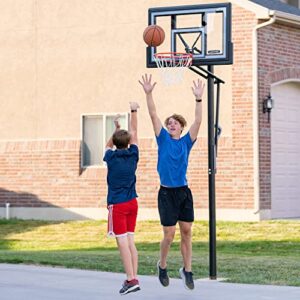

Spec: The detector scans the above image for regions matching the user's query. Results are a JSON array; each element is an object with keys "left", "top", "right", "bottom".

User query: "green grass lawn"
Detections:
[{"left": 0, "top": 219, "right": 299, "bottom": 286}]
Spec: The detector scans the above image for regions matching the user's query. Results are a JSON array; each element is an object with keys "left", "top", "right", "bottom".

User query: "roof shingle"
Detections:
[{"left": 250, "top": 0, "right": 300, "bottom": 16}]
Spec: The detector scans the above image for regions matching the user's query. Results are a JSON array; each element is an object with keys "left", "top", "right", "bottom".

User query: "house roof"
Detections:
[{"left": 250, "top": 0, "right": 300, "bottom": 17}]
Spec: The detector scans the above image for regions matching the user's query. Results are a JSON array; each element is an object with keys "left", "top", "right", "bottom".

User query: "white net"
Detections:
[{"left": 154, "top": 52, "right": 193, "bottom": 85}]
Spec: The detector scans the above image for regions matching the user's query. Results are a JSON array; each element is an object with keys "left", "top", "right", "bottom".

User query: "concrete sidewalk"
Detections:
[{"left": 1, "top": 263, "right": 300, "bottom": 300}]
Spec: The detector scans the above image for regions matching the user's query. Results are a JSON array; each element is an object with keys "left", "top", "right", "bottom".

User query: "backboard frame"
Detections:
[{"left": 146, "top": 3, "right": 233, "bottom": 68}]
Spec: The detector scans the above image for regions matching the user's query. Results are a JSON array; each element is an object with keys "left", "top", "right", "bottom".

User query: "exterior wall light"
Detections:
[{"left": 263, "top": 94, "right": 274, "bottom": 123}]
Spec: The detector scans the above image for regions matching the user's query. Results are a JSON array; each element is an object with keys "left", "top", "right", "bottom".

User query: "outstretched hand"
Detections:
[
  {"left": 130, "top": 101, "right": 140, "bottom": 111},
  {"left": 191, "top": 79, "right": 205, "bottom": 100},
  {"left": 114, "top": 114, "right": 121, "bottom": 130},
  {"left": 138, "top": 74, "right": 157, "bottom": 94}
]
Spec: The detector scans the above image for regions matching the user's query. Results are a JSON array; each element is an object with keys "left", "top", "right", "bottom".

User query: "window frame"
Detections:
[{"left": 80, "top": 112, "right": 129, "bottom": 168}]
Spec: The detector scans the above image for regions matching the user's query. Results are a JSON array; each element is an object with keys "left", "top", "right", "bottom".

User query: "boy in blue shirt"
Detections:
[
  {"left": 103, "top": 102, "right": 140, "bottom": 295},
  {"left": 139, "top": 74, "right": 204, "bottom": 290}
]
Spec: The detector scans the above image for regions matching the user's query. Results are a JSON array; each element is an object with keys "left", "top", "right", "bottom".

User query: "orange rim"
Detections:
[{"left": 154, "top": 52, "right": 193, "bottom": 59}]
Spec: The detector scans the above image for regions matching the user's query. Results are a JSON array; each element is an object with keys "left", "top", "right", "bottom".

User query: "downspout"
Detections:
[
  {"left": 252, "top": 13, "right": 276, "bottom": 219},
  {"left": 6, "top": 203, "right": 10, "bottom": 220}
]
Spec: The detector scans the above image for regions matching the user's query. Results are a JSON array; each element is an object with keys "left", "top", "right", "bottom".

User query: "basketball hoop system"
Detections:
[{"left": 154, "top": 52, "right": 193, "bottom": 85}]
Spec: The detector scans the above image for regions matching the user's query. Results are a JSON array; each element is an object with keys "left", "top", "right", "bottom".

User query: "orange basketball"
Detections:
[{"left": 143, "top": 25, "right": 165, "bottom": 47}]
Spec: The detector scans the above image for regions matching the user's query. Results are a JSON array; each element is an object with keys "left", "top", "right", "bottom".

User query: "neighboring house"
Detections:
[{"left": 0, "top": 0, "right": 299, "bottom": 221}]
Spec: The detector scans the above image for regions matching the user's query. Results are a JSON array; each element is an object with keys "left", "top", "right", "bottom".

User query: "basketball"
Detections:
[{"left": 143, "top": 25, "right": 165, "bottom": 47}]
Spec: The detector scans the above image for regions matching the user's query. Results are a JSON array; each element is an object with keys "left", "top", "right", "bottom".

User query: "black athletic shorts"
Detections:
[{"left": 158, "top": 185, "right": 194, "bottom": 226}]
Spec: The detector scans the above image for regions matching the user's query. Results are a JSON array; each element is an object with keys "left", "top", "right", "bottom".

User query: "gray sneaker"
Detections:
[
  {"left": 179, "top": 267, "right": 194, "bottom": 290},
  {"left": 119, "top": 279, "right": 140, "bottom": 295},
  {"left": 157, "top": 260, "right": 169, "bottom": 287}
]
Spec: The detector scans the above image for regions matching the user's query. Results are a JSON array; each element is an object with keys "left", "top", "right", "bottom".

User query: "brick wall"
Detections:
[
  {"left": 227, "top": 6, "right": 257, "bottom": 209},
  {"left": 0, "top": 140, "right": 106, "bottom": 208},
  {"left": 0, "top": 135, "right": 252, "bottom": 211},
  {"left": 257, "top": 22, "right": 300, "bottom": 209}
]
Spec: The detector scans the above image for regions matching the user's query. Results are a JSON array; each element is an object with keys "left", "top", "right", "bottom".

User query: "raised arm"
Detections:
[
  {"left": 189, "top": 79, "right": 205, "bottom": 142},
  {"left": 138, "top": 74, "right": 162, "bottom": 137},
  {"left": 105, "top": 114, "right": 121, "bottom": 149},
  {"left": 129, "top": 101, "right": 140, "bottom": 145}
]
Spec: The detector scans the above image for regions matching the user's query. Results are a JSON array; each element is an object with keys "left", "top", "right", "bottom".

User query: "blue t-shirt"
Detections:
[
  {"left": 156, "top": 128, "right": 195, "bottom": 187},
  {"left": 103, "top": 144, "right": 139, "bottom": 205}
]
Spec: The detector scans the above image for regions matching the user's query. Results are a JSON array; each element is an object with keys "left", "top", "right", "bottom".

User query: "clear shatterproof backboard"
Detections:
[{"left": 146, "top": 3, "right": 233, "bottom": 68}]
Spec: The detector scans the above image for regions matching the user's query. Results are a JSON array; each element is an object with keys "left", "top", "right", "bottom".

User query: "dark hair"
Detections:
[
  {"left": 112, "top": 130, "right": 131, "bottom": 149},
  {"left": 164, "top": 114, "right": 187, "bottom": 128}
]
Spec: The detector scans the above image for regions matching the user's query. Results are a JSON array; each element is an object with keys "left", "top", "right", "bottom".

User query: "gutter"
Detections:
[
  {"left": 252, "top": 15, "right": 276, "bottom": 218},
  {"left": 269, "top": 10, "right": 300, "bottom": 28}
]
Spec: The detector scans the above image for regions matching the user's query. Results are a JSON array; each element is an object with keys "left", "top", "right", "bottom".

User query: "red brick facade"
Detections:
[{"left": 0, "top": 140, "right": 106, "bottom": 208}]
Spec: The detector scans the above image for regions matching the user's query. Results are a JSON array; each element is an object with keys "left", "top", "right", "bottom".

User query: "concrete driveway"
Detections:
[{"left": 1, "top": 263, "right": 300, "bottom": 300}]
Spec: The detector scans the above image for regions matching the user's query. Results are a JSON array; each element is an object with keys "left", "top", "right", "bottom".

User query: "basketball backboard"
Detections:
[{"left": 146, "top": 3, "right": 233, "bottom": 68}]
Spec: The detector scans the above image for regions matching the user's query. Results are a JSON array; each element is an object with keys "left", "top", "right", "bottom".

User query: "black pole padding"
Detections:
[{"left": 207, "top": 65, "right": 217, "bottom": 280}]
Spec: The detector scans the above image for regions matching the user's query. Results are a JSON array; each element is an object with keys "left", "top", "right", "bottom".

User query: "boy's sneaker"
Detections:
[
  {"left": 119, "top": 279, "right": 140, "bottom": 295},
  {"left": 157, "top": 260, "right": 169, "bottom": 287},
  {"left": 179, "top": 267, "right": 194, "bottom": 290}
]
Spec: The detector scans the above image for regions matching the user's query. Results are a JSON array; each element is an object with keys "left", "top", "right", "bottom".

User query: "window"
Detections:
[{"left": 82, "top": 114, "right": 128, "bottom": 167}]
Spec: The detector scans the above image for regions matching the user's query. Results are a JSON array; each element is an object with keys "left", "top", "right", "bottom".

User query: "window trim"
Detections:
[{"left": 80, "top": 112, "right": 129, "bottom": 168}]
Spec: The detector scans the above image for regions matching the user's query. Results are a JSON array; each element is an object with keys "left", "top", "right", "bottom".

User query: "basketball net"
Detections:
[{"left": 154, "top": 52, "right": 193, "bottom": 85}]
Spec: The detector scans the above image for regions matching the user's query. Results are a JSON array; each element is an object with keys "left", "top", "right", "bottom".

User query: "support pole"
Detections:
[
  {"left": 189, "top": 64, "right": 220, "bottom": 279},
  {"left": 207, "top": 65, "right": 217, "bottom": 279}
]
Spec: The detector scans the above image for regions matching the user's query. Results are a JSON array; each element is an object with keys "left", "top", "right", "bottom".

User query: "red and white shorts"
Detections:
[{"left": 107, "top": 198, "right": 138, "bottom": 237}]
